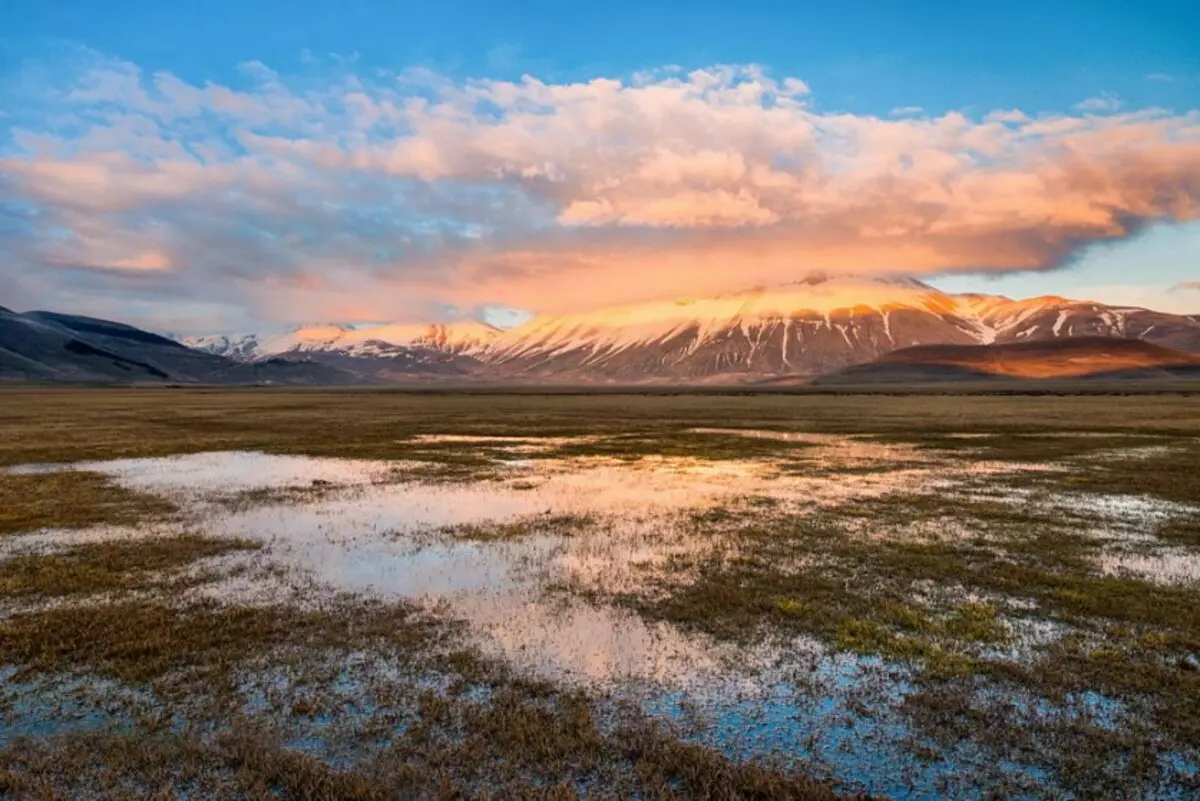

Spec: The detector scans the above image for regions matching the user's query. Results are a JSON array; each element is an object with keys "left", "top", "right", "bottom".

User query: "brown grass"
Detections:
[
  {"left": 3, "top": 387, "right": 1200, "bottom": 467},
  {"left": 0, "top": 470, "right": 176, "bottom": 536},
  {"left": 0, "top": 534, "right": 260, "bottom": 598}
]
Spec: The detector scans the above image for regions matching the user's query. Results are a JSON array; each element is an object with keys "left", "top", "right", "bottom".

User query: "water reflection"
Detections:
[{"left": 4, "top": 434, "right": 1198, "bottom": 796}]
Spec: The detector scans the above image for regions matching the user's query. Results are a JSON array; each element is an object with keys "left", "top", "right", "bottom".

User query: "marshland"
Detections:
[{"left": 1, "top": 388, "right": 1198, "bottom": 799}]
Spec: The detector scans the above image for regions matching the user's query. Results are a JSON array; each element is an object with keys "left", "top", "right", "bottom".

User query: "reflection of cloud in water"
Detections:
[
  {"left": 6, "top": 437, "right": 1194, "bottom": 796},
  {"left": 1, "top": 443, "right": 975, "bottom": 691}
]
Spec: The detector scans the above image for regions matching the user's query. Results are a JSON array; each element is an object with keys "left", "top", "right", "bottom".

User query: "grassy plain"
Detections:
[{"left": 1, "top": 387, "right": 1198, "bottom": 798}]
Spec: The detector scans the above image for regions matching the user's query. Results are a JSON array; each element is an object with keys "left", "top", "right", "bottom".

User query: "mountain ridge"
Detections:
[
  {"left": 174, "top": 276, "right": 1200, "bottom": 382},
  {"left": 0, "top": 307, "right": 366, "bottom": 385},
  {"left": 8, "top": 276, "right": 1200, "bottom": 385}
]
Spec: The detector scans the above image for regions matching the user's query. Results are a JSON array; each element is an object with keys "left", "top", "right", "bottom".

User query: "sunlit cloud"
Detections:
[{"left": 2, "top": 48, "right": 1199, "bottom": 330}]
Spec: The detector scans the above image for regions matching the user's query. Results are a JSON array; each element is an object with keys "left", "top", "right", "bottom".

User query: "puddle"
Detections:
[
  {"left": 5, "top": 451, "right": 402, "bottom": 497},
  {"left": 4, "top": 435, "right": 1196, "bottom": 797},
  {"left": 404, "top": 434, "right": 601, "bottom": 453}
]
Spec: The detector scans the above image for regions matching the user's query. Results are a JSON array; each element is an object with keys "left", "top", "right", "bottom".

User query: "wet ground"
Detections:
[{"left": 2, "top": 410, "right": 1199, "bottom": 799}]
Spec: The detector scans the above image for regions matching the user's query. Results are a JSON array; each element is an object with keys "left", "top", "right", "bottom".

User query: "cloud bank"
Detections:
[{"left": 2, "top": 50, "right": 1200, "bottom": 330}]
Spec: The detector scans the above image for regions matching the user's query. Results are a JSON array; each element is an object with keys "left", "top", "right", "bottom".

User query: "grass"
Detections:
[
  {"left": 864, "top": 430, "right": 1200, "bottom": 504},
  {"left": 0, "top": 596, "right": 446, "bottom": 687},
  {"left": 0, "top": 534, "right": 260, "bottom": 598},
  {"left": 0, "top": 470, "right": 176, "bottom": 536},
  {"left": 544, "top": 430, "right": 815, "bottom": 461},
  {"left": 0, "top": 694, "right": 848, "bottom": 801},
  {"left": 1044, "top": 441, "right": 1200, "bottom": 504},
  {"left": 3, "top": 387, "right": 1199, "bottom": 797},
  {"left": 862, "top": 431, "right": 1171, "bottom": 461},
  {"left": 3, "top": 387, "right": 1200, "bottom": 467},
  {"left": 0, "top": 594, "right": 849, "bottom": 800},
  {"left": 438, "top": 514, "right": 598, "bottom": 542},
  {"left": 582, "top": 494, "right": 1200, "bottom": 795}
]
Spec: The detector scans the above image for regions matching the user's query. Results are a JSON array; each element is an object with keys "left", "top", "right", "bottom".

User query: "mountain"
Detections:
[
  {"left": 13, "top": 276, "right": 1200, "bottom": 386},
  {"left": 184, "top": 321, "right": 500, "bottom": 361},
  {"left": 173, "top": 276, "right": 1200, "bottom": 384},
  {"left": 181, "top": 321, "right": 501, "bottom": 381},
  {"left": 0, "top": 308, "right": 365, "bottom": 385},
  {"left": 182, "top": 333, "right": 265, "bottom": 362},
  {"left": 25, "top": 311, "right": 233, "bottom": 379},
  {"left": 953, "top": 295, "right": 1200, "bottom": 353},
  {"left": 483, "top": 277, "right": 967, "bottom": 380},
  {"left": 3, "top": 310, "right": 160, "bottom": 382},
  {"left": 813, "top": 338, "right": 1200, "bottom": 385},
  {"left": 480, "top": 277, "right": 1200, "bottom": 382}
]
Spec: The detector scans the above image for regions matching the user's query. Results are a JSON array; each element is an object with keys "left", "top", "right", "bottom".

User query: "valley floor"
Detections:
[{"left": 1, "top": 388, "right": 1199, "bottom": 799}]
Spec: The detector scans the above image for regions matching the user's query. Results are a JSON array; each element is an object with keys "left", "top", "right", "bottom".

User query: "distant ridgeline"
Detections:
[{"left": 6, "top": 277, "right": 1200, "bottom": 385}]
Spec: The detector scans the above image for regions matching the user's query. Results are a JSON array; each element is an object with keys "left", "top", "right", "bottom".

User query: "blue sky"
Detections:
[
  {"left": 1, "top": 0, "right": 1198, "bottom": 330},
  {"left": 5, "top": 1, "right": 1198, "bottom": 111}
]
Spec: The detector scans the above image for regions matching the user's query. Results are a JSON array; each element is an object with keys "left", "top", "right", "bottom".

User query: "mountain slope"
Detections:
[
  {"left": 1, "top": 308, "right": 173, "bottom": 382},
  {"left": 481, "top": 277, "right": 1200, "bottom": 381},
  {"left": 181, "top": 320, "right": 501, "bottom": 380},
  {"left": 484, "top": 277, "right": 981, "bottom": 381},
  {"left": 175, "top": 277, "right": 1200, "bottom": 384},
  {"left": 813, "top": 337, "right": 1200, "bottom": 384},
  {"left": 19, "top": 276, "right": 1200, "bottom": 386},
  {"left": 955, "top": 295, "right": 1200, "bottom": 353},
  {"left": 0, "top": 308, "right": 365, "bottom": 385},
  {"left": 185, "top": 321, "right": 500, "bottom": 361},
  {"left": 28, "top": 311, "right": 232, "bottom": 380}
]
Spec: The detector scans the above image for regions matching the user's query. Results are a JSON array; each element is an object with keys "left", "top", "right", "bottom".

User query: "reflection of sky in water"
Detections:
[{"left": 4, "top": 436, "right": 1198, "bottom": 796}]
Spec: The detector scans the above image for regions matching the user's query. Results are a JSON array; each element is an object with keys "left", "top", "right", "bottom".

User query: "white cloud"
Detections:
[
  {"left": 2, "top": 50, "right": 1200, "bottom": 328},
  {"left": 1074, "top": 94, "right": 1122, "bottom": 113}
]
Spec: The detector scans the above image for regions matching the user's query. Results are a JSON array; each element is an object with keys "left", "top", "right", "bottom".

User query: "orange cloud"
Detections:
[{"left": 2, "top": 55, "right": 1199, "bottom": 324}]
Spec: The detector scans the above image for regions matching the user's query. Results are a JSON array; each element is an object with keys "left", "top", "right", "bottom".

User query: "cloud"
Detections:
[
  {"left": 1074, "top": 94, "right": 1122, "bottom": 113},
  {"left": 2, "top": 50, "right": 1200, "bottom": 330},
  {"left": 985, "top": 109, "right": 1030, "bottom": 124},
  {"left": 889, "top": 106, "right": 923, "bottom": 116},
  {"left": 1171, "top": 281, "right": 1200, "bottom": 291}
]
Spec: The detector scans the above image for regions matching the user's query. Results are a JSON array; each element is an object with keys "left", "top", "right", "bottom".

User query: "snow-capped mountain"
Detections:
[
  {"left": 177, "top": 277, "right": 1200, "bottom": 383},
  {"left": 183, "top": 321, "right": 501, "bottom": 362},
  {"left": 481, "top": 276, "right": 1200, "bottom": 381},
  {"left": 182, "top": 333, "right": 265, "bottom": 362}
]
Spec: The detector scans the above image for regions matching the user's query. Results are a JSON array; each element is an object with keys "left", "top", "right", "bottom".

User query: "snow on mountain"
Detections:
[
  {"left": 182, "top": 321, "right": 502, "bottom": 362},
  {"left": 483, "top": 276, "right": 982, "bottom": 380},
  {"left": 182, "top": 333, "right": 264, "bottom": 361},
  {"left": 178, "top": 277, "right": 1200, "bottom": 382},
  {"left": 954, "top": 295, "right": 1200, "bottom": 354},
  {"left": 483, "top": 276, "right": 1200, "bottom": 381}
]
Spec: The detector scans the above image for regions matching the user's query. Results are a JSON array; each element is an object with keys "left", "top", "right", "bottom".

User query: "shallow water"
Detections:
[{"left": 4, "top": 435, "right": 1198, "bottom": 796}]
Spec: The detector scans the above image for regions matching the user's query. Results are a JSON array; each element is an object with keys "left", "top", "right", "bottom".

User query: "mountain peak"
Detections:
[
  {"left": 176, "top": 279, "right": 1200, "bottom": 383},
  {"left": 182, "top": 318, "right": 502, "bottom": 362}
]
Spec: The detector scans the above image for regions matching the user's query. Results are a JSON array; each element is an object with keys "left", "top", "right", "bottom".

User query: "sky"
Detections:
[{"left": 1, "top": 0, "right": 1199, "bottom": 333}]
